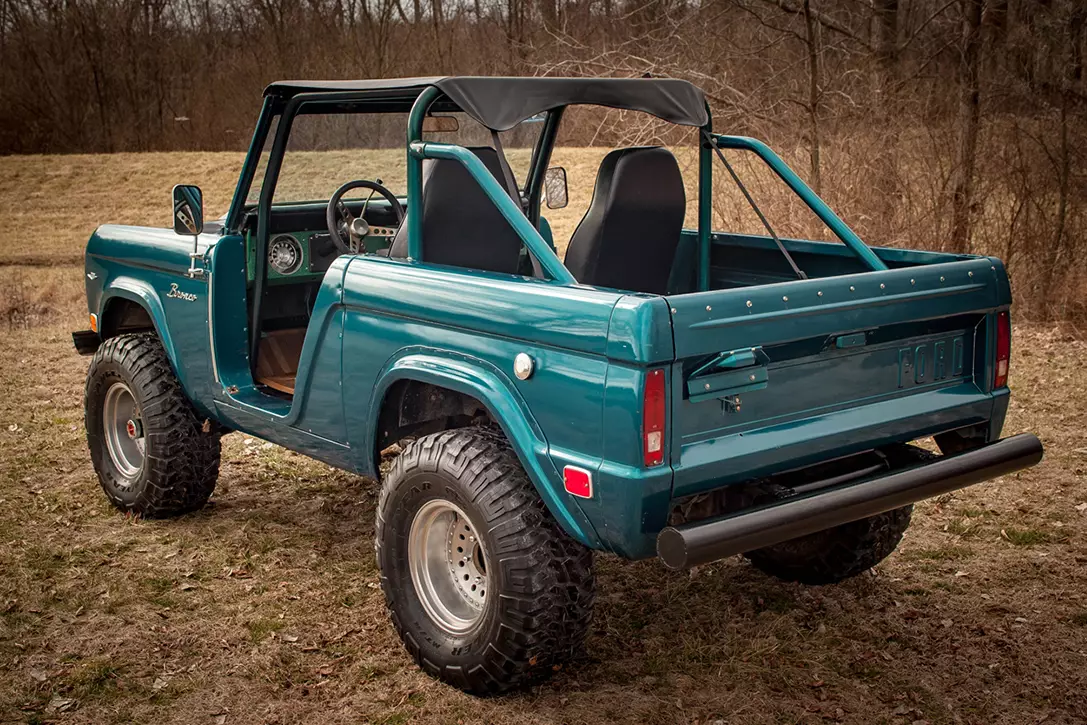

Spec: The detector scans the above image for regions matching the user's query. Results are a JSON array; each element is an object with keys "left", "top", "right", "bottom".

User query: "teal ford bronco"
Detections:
[{"left": 74, "top": 77, "right": 1042, "bottom": 694}]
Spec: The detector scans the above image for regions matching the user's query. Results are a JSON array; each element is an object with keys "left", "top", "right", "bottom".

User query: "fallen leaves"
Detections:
[{"left": 45, "top": 696, "right": 77, "bottom": 713}]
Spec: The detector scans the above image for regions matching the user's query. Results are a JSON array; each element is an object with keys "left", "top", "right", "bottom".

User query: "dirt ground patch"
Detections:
[{"left": 1, "top": 152, "right": 1086, "bottom": 723}]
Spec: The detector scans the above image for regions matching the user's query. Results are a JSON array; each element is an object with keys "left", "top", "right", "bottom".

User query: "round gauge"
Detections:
[{"left": 268, "top": 235, "right": 303, "bottom": 275}]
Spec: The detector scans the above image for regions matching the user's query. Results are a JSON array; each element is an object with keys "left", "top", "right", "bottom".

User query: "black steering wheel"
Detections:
[{"left": 326, "top": 179, "right": 405, "bottom": 254}]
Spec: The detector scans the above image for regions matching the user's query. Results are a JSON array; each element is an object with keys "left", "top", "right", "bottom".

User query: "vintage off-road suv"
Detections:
[{"left": 74, "top": 77, "right": 1042, "bottom": 694}]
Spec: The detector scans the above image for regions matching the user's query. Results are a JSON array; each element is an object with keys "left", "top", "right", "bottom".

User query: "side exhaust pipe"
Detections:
[{"left": 657, "top": 433, "right": 1044, "bottom": 570}]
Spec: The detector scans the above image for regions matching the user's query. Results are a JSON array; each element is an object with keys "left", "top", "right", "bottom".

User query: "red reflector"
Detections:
[
  {"left": 994, "top": 310, "right": 1010, "bottom": 389},
  {"left": 643, "top": 369, "right": 666, "bottom": 467},
  {"left": 563, "top": 466, "right": 593, "bottom": 498}
]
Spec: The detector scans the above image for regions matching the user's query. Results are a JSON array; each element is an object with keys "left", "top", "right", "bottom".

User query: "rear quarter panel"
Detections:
[{"left": 340, "top": 256, "right": 627, "bottom": 548}]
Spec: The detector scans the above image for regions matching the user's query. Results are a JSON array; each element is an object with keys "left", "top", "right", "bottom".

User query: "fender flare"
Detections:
[
  {"left": 98, "top": 277, "right": 180, "bottom": 373},
  {"left": 368, "top": 350, "right": 602, "bottom": 549}
]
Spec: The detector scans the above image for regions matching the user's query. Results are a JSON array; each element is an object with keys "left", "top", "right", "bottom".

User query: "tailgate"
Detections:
[{"left": 666, "top": 257, "right": 1008, "bottom": 499}]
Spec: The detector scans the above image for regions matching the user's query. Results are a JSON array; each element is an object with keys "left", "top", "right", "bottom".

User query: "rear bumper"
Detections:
[{"left": 657, "top": 433, "right": 1043, "bottom": 569}]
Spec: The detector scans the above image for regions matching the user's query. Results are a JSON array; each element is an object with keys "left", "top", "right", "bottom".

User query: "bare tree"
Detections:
[
  {"left": 949, "top": 0, "right": 983, "bottom": 253},
  {"left": 0, "top": 0, "right": 1082, "bottom": 320}
]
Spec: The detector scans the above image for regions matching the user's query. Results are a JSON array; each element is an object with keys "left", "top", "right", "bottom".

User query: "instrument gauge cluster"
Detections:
[{"left": 268, "top": 234, "right": 303, "bottom": 275}]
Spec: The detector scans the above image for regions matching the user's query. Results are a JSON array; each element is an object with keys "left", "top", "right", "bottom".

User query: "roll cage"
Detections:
[{"left": 229, "top": 76, "right": 887, "bottom": 369}]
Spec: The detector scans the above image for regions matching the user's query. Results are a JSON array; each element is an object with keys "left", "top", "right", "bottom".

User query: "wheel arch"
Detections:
[
  {"left": 97, "top": 278, "right": 180, "bottom": 373},
  {"left": 368, "top": 352, "right": 601, "bottom": 549}
]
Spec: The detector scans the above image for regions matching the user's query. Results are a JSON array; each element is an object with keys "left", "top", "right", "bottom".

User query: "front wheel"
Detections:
[
  {"left": 85, "top": 333, "right": 221, "bottom": 517},
  {"left": 376, "top": 428, "right": 594, "bottom": 695}
]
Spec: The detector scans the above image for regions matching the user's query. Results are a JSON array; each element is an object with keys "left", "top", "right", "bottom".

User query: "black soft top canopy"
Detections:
[{"left": 264, "top": 76, "right": 709, "bottom": 131}]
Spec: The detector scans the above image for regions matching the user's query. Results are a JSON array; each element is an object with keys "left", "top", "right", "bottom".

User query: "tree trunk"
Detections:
[
  {"left": 873, "top": 0, "right": 898, "bottom": 92},
  {"left": 871, "top": 0, "right": 899, "bottom": 243},
  {"left": 540, "top": 0, "right": 557, "bottom": 30},
  {"left": 949, "top": 0, "right": 983, "bottom": 254},
  {"left": 802, "top": 0, "right": 822, "bottom": 195}
]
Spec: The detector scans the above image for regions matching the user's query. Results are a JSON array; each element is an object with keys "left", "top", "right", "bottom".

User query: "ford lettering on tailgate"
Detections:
[{"left": 898, "top": 335, "right": 966, "bottom": 388}]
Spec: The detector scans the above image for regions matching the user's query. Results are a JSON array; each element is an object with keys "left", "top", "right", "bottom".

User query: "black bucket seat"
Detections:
[
  {"left": 388, "top": 147, "right": 522, "bottom": 275},
  {"left": 563, "top": 146, "right": 685, "bottom": 294}
]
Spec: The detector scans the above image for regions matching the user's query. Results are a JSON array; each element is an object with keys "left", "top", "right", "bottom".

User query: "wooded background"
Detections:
[{"left": 0, "top": 0, "right": 1083, "bottom": 320}]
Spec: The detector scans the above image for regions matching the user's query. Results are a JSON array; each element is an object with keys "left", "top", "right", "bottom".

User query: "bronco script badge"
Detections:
[{"left": 166, "top": 282, "right": 198, "bottom": 302}]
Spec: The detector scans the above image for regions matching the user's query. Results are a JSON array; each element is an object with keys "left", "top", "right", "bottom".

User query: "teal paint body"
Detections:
[{"left": 81, "top": 84, "right": 1018, "bottom": 560}]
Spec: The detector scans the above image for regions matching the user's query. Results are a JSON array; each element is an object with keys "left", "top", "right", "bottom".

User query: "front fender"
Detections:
[
  {"left": 95, "top": 274, "right": 216, "bottom": 418},
  {"left": 367, "top": 350, "right": 603, "bottom": 549}
]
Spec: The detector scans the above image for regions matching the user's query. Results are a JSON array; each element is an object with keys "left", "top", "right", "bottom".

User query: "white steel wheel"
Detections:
[
  {"left": 102, "top": 381, "right": 145, "bottom": 483},
  {"left": 408, "top": 499, "right": 489, "bottom": 635}
]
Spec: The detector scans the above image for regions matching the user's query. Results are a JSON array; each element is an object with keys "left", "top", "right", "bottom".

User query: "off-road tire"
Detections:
[
  {"left": 744, "top": 445, "right": 936, "bottom": 585},
  {"left": 376, "top": 427, "right": 594, "bottom": 695},
  {"left": 85, "top": 332, "right": 220, "bottom": 517}
]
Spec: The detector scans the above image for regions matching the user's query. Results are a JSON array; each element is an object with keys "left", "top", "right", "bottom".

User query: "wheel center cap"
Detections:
[{"left": 126, "top": 419, "right": 142, "bottom": 439}]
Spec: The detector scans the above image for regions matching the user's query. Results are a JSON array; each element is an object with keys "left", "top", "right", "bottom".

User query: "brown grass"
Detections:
[
  {"left": 0, "top": 147, "right": 809, "bottom": 266},
  {"left": 1, "top": 154, "right": 1086, "bottom": 724}
]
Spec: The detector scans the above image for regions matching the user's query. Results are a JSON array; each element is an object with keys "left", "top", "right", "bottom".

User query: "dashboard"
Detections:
[
  {"left": 244, "top": 199, "right": 403, "bottom": 284},
  {"left": 257, "top": 227, "right": 397, "bottom": 283}
]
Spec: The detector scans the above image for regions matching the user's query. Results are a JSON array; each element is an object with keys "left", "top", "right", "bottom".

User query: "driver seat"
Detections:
[
  {"left": 564, "top": 146, "right": 685, "bottom": 294},
  {"left": 388, "top": 147, "right": 523, "bottom": 274}
]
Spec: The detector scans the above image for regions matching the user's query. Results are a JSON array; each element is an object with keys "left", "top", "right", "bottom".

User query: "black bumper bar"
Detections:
[
  {"left": 72, "top": 330, "right": 101, "bottom": 356},
  {"left": 657, "top": 433, "right": 1044, "bottom": 570}
]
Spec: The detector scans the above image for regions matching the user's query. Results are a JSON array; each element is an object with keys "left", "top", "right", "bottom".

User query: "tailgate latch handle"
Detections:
[
  {"left": 690, "top": 346, "right": 768, "bottom": 376},
  {"left": 688, "top": 347, "right": 770, "bottom": 402}
]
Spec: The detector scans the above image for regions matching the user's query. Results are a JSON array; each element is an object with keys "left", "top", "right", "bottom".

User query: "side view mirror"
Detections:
[
  {"left": 543, "top": 167, "right": 568, "bottom": 210},
  {"left": 172, "top": 184, "right": 204, "bottom": 236}
]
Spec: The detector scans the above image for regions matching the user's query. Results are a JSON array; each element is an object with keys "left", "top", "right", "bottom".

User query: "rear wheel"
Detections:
[
  {"left": 744, "top": 445, "right": 935, "bottom": 585},
  {"left": 85, "top": 333, "right": 220, "bottom": 517},
  {"left": 376, "top": 427, "right": 594, "bottom": 695}
]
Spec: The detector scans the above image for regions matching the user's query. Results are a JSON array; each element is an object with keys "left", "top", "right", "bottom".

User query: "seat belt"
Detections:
[
  {"left": 491, "top": 129, "right": 544, "bottom": 278},
  {"left": 490, "top": 129, "right": 521, "bottom": 205}
]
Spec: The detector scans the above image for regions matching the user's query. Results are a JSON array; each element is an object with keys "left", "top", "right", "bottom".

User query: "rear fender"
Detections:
[{"left": 367, "top": 351, "right": 602, "bottom": 549}]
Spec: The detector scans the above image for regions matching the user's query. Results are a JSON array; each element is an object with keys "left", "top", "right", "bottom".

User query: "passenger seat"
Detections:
[{"left": 564, "top": 146, "right": 685, "bottom": 295}]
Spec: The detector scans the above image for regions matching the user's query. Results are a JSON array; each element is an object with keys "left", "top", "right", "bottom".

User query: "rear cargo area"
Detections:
[{"left": 662, "top": 234, "right": 1010, "bottom": 500}]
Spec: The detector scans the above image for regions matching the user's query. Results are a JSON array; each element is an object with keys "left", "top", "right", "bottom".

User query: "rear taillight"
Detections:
[
  {"left": 994, "top": 310, "right": 1010, "bottom": 389},
  {"left": 643, "top": 369, "right": 666, "bottom": 467}
]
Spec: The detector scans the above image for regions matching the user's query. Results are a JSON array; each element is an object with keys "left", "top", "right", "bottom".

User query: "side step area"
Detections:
[{"left": 657, "top": 433, "right": 1044, "bottom": 570}]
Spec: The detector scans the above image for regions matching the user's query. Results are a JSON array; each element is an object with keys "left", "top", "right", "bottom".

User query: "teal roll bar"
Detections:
[
  {"left": 405, "top": 85, "right": 576, "bottom": 284},
  {"left": 697, "top": 118, "right": 713, "bottom": 291},
  {"left": 406, "top": 86, "right": 441, "bottom": 263},
  {"left": 711, "top": 134, "right": 888, "bottom": 272}
]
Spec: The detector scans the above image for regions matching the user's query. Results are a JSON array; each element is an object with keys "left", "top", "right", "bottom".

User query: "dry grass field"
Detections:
[{"left": 1, "top": 152, "right": 1086, "bottom": 725}]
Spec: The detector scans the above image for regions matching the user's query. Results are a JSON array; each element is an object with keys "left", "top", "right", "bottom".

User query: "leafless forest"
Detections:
[{"left": 0, "top": 0, "right": 1084, "bottom": 320}]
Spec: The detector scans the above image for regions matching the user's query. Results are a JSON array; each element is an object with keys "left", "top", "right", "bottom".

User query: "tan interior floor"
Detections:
[{"left": 254, "top": 328, "right": 306, "bottom": 395}]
